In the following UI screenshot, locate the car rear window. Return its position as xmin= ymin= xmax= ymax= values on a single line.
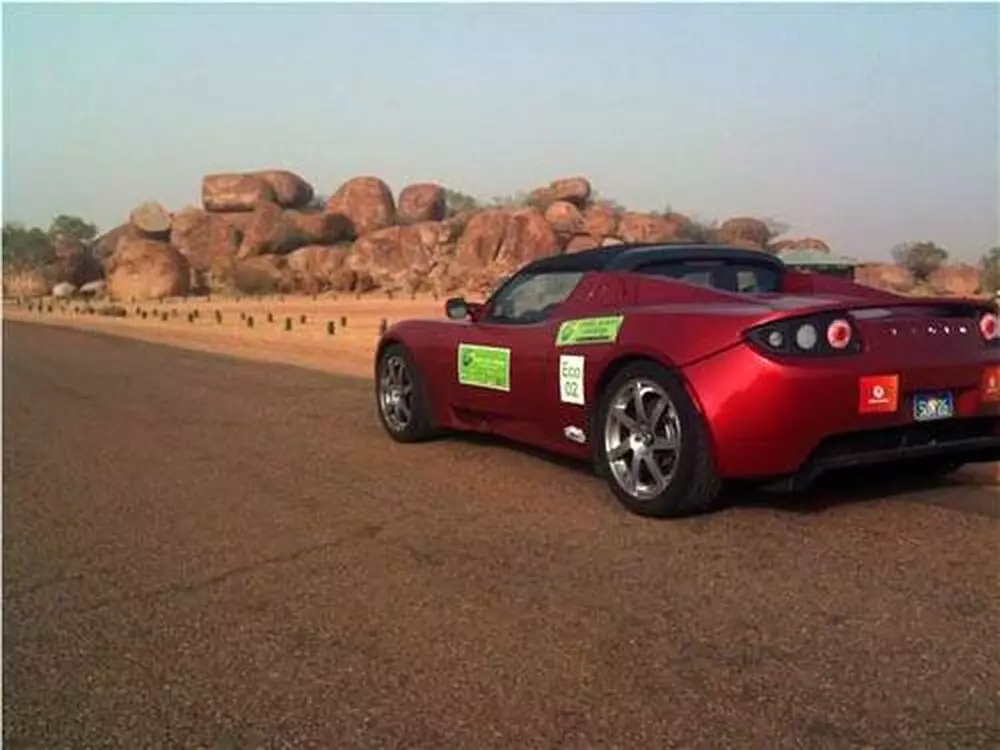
xmin=634 ymin=260 xmax=782 ymax=294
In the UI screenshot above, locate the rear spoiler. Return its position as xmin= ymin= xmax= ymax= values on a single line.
xmin=782 ymin=269 xmax=996 ymax=317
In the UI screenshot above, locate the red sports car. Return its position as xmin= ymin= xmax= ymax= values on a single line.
xmin=373 ymin=243 xmax=1000 ymax=517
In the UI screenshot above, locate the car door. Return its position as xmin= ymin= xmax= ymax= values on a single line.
xmin=447 ymin=269 xmax=586 ymax=432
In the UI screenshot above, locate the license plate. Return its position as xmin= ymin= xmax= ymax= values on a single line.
xmin=913 ymin=391 xmax=954 ymax=422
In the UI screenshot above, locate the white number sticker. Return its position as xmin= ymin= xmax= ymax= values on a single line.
xmin=559 ymin=355 xmax=585 ymax=405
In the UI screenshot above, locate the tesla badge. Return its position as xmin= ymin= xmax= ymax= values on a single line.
xmin=859 ymin=374 xmax=900 ymax=414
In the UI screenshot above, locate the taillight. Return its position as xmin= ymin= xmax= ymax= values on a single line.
xmin=979 ymin=312 xmax=998 ymax=342
xmin=826 ymin=318 xmax=853 ymax=350
xmin=747 ymin=312 xmax=862 ymax=357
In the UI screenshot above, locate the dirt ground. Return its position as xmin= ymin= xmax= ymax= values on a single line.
xmin=3 ymin=321 xmax=998 ymax=748
xmin=5 ymin=294 xmax=997 ymax=485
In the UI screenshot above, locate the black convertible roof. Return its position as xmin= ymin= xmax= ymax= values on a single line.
xmin=520 ymin=242 xmax=788 ymax=274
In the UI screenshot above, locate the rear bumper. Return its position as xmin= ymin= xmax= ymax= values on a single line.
xmin=791 ymin=417 xmax=999 ymax=487
xmin=681 ymin=343 xmax=1000 ymax=478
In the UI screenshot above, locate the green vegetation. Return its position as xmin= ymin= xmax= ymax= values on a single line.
xmin=891 ymin=241 xmax=949 ymax=281
xmin=981 ymin=247 xmax=1000 ymax=295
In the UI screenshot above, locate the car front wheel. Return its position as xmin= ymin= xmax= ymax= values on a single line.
xmin=375 ymin=342 xmax=435 ymax=443
xmin=593 ymin=360 xmax=722 ymax=518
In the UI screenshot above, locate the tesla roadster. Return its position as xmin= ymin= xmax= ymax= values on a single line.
xmin=373 ymin=243 xmax=1000 ymax=517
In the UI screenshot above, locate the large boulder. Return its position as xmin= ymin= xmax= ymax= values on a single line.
xmin=854 ymin=263 xmax=915 ymax=294
xmin=251 ymin=170 xmax=314 ymax=209
xmin=617 ymin=212 xmax=688 ymax=244
xmin=129 ymin=201 xmax=172 ymax=240
xmin=397 ymin=183 xmax=446 ymax=224
xmin=92 ymin=224 xmax=135 ymax=263
xmin=496 ymin=208 xmax=560 ymax=269
xmin=202 ymin=173 xmax=276 ymax=212
xmin=237 ymin=202 xmax=350 ymax=258
xmin=544 ymin=201 xmax=584 ymax=236
xmin=453 ymin=210 xmax=510 ymax=269
xmin=565 ymin=235 xmax=602 ymax=253
xmin=230 ymin=254 xmax=294 ymax=295
xmin=772 ymin=237 xmax=830 ymax=254
xmin=286 ymin=245 xmax=357 ymax=294
xmin=453 ymin=208 xmax=559 ymax=273
xmin=928 ymin=264 xmax=982 ymax=296
xmin=170 ymin=208 xmax=247 ymax=272
xmin=325 ymin=176 xmax=396 ymax=238
xmin=528 ymin=176 xmax=592 ymax=209
xmin=582 ymin=202 xmax=620 ymax=239
xmin=718 ymin=217 xmax=771 ymax=248
xmin=351 ymin=221 xmax=460 ymax=291
xmin=107 ymin=238 xmax=189 ymax=300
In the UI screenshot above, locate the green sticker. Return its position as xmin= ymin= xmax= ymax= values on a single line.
xmin=556 ymin=315 xmax=624 ymax=346
xmin=457 ymin=343 xmax=511 ymax=391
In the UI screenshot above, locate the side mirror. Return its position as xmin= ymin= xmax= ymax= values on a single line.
xmin=445 ymin=297 xmax=469 ymax=320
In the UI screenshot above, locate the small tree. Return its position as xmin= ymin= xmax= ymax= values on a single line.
xmin=891 ymin=241 xmax=949 ymax=281
xmin=442 ymin=189 xmax=481 ymax=217
xmin=48 ymin=214 xmax=98 ymax=246
xmin=981 ymin=246 xmax=1000 ymax=296
xmin=2 ymin=222 xmax=56 ymax=269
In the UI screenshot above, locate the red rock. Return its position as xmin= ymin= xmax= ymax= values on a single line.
xmin=325 ymin=176 xmax=396 ymax=237
xmin=566 ymin=234 xmax=602 ymax=253
xmin=529 ymin=176 xmax=592 ymax=208
xmin=397 ymin=183 xmax=446 ymax=224
xmin=617 ymin=212 xmax=687 ymax=244
xmin=202 ymin=173 xmax=276 ymax=212
xmin=928 ymin=265 xmax=982 ymax=296
xmin=285 ymin=245 xmax=354 ymax=293
xmin=251 ymin=170 xmax=314 ymax=209
xmin=544 ymin=201 xmax=584 ymax=235
xmin=718 ymin=217 xmax=771 ymax=248
xmin=454 ymin=210 xmax=511 ymax=269
xmin=772 ymin=237 xmax=830 ymax=253
xmin=107 ymin=238 xmax=190 ymax=300
xmin=495 ymin=208 xmax=560 ymax=270
xmin=854 ymin=263 xmax=915 ymax=293
xmin=171 ymin=208 xmax=244 ymax=272
xmin=582 ymin=203 xmax=620 ymax=239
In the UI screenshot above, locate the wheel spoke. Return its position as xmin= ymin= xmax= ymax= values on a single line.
xmin=629 ymin=451 xmax=643 ymax=484
xmin=613 ymin=406 xmax=638 ymax=432
xmin=632 ymin=387 xmax=648 ymax=423
xmin=608 ymin=442 xmax=629 ymax=461
xmin=652 ymin=433 xmax=677 ymax=452
xmin=396 ymin=400 xmax=412 ymax=421
xmin=648 ymin=396 xmax=667 ymax=429
xmin=642 ymin=454 xmax=667 ymax=490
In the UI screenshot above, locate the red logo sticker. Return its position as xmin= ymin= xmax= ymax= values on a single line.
xmin=859 ymin=374 xmax=899 ymax=414
xmin=983 ymin=366 xmax=1000 ymax=403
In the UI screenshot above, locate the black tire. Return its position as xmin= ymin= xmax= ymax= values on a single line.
xmin=374 ymin=342 xmax=436 ymax=443
xmin=592 ymin=359 xmax=722 ymax=518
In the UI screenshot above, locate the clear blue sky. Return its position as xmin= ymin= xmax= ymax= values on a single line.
xmin=3 ymin=2 xmax=997 ymax=262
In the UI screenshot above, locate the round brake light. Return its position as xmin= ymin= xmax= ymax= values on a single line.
xmin=826 ymin=319 xmax=853 ymax=349
xmin=980 ymin=313 xmax=998 ymax=341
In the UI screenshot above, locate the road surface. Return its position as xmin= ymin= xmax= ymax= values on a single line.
xmin=3 ymin=321 xmax=998 ymax=748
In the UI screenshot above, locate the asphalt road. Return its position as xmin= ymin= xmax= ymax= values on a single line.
xmin=3 ymin=320 xmax=998 ymax=749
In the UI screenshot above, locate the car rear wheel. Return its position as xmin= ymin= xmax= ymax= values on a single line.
xmin=375 ymin=342 xmax=435 ymax=443
xmin=594 ymin=360 xmax=722 ymax=518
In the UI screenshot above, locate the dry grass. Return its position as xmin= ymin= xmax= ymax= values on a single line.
xmin=3 ymin=292 xmax=451 ymax=379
